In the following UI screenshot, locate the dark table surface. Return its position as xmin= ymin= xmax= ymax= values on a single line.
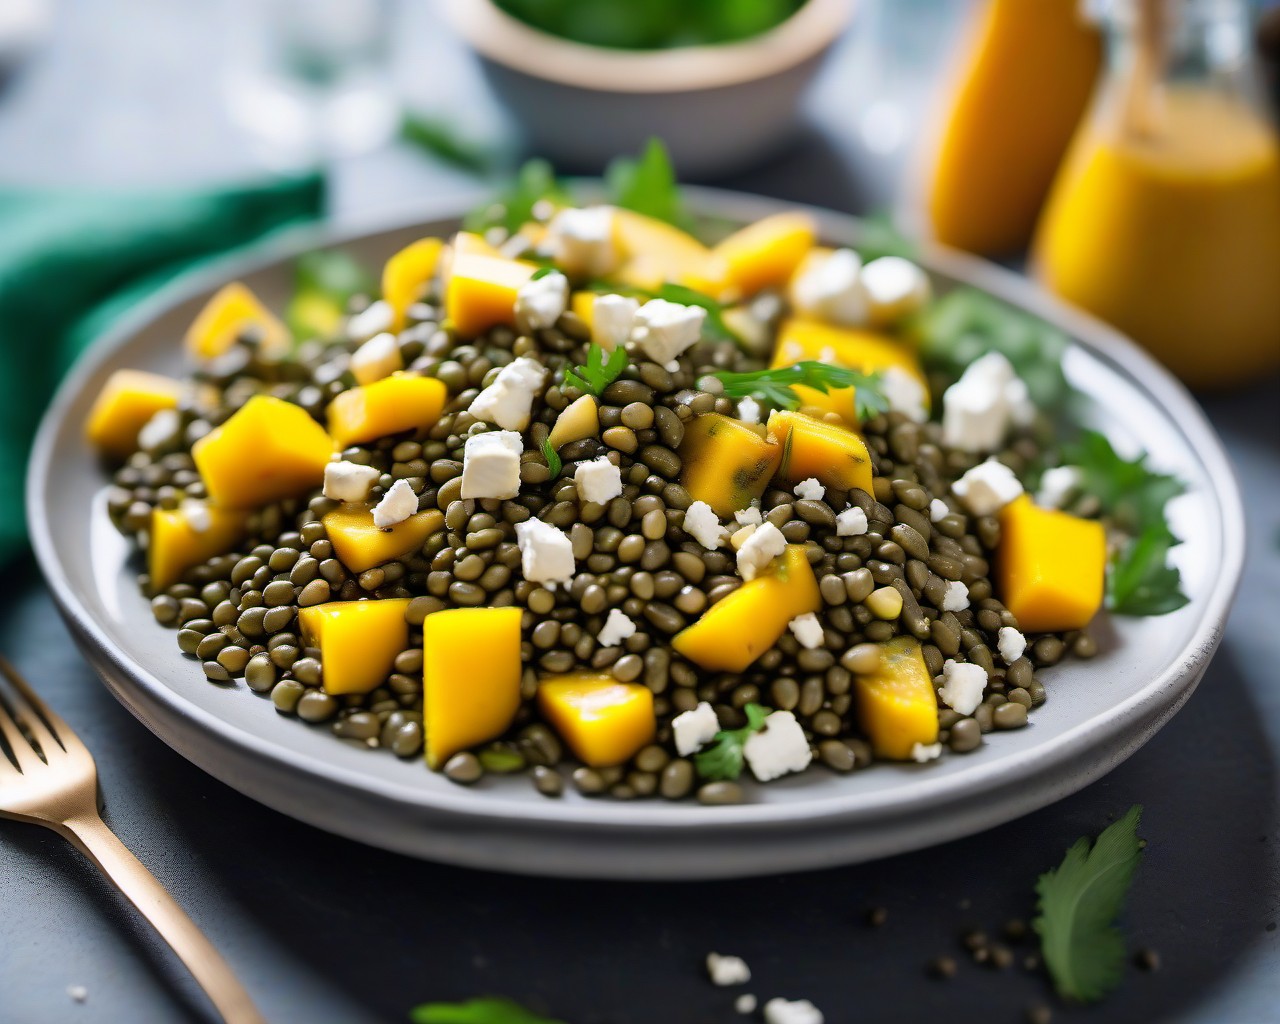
xmin=2 ymin=3 xmax=1279 ymax=1023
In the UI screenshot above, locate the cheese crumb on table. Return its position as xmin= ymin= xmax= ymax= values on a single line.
xmin=835 ymin=506 xmax=869 ymax=537
xmin=592 ymin=293 xmax=640 ymax=350
xmin=998 ymin=626 xmax=1028 ymax=665
xmin=763 ymin=997 xmax=824 ymax=1024
xmin=575 ymin=455 xmax=623 ymax=504
xmin=515 ymin=270 xmax=569 ymax=329
xmin=788 ymin=612 xmax=824 ymax=650
xmin=372 ymin=479 xmax=418 ymax=528
xmin=323 ymin=460 xmax=380 ymax=503
xmin=350 ymin=332 xmax=402 ymax=385
xmin=736 ymin=994 xmax=758 ymax=1015
xmin=461 ymin=430 xmax=523 ymax=500
xmin=939 ymin=659 xmax=987 ymax=715
xmin=951 ymin=459 xmax=1024 ymax=517
xmin=736 ymin=521 xmax=787 ymax=580
xmin=514 ymin=518 xmax=576 ymax=585
xmin=940 ymin=580 xmax=971 ymax=612
xmin=794 ymin=477 xmax=825 ymax=502
xmin=67 ymin=985 xmax=88 ymax=1003
xmin=673 ymin=701 xmax=720 ymax=756
xmin=597 ymin=608 xmax=637 ymax=648
xmin=706 ymin=952 xmax=752 ymax=986
xmin=632 ymin=298 xmax=706 ymax=364
xmin=684 ymin=500 xmax=726 ymax=550
xmin=743 ymin=710 xmax=812 ymax=781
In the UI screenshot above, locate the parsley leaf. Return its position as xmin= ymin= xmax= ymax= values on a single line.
xmin=1108 ymin=526 xmax=1190 ymax=616
xmin=464 ymin=159 xmax=571 ymax=237
xmin=1034 ymin=805 xmax=1145 ymax=1003
xmin=713 ymin=362 xmax=889 ymax=421
xmin=605 ymin=138 xmax=688 ymax=229
xmin=286 ymin=250 xmax=375 ymax=341
xmin=410 ymin=997 xmax=566 ymax=1024
xmin=694 ymin=703 xmax=772 ymax=781
xmin=539 ymin=435 xmax=562 ymax=479
xmin=563 ymin=344 xmax=629 ymax=397
xmin=1065 ymin=431 xmax=1185 ymax=538
xmin=401 ymin=113 xmax=499 ymax=175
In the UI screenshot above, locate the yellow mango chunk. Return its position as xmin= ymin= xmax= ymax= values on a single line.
xmin=546 ymin=395 xmax=599 ymax=450
xmin=997 ymin=496 xmax=1106 ymax=632
xmin=570 ymin=290 xmax=596 ymax=327
xmin=149 ymin=504 xmax=247 ymax=591
xmin=612 ymin=209 xmax=728 ymax=296
xmin=192 ymin=395 xmax=333 ymax=509
xmin=679 ymin=413 xmax=782 ymax=518
xmin=444 ymin=251 xmax=538 ymax=338
xmin=383 ymin=237 xmax=444 ymax=331
xmin=326 ymin=373 xmax=447 ymax=449
xmin=713 ymin=212 xmax=816 ymax=296
xmin=185 ymin=282 xmax=290 ymax=361
xmin=767 ymin=410 xmax=874 ymax=496
xmin=854 ymin=637 xmax=940 ymax=761
xmin=323 ymin=506 xmax=444 ymax=574
xmin=423 ymin=607 xmax=524 ymax=769
xmin=673 ymin=546 xmax=820 ymax=673
xmin=85 ymin=369 xmax=183 ymax=459
xmin=298 ymin=598 xmax=411 ymax=696
xmin=537 ymin=674 xmax=655 ymax=768
xmin=451 ymin=230 xmax=502 ymax=260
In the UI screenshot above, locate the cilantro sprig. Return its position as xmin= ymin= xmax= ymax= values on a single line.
xmin=411 ymin=997 xmax=565 ymax=1024
xmin=539 ymin=435 xmax=562 ymax=479
xmin=712 ymin=362 xmax=889 ymax=421
xmin=563 ymin=344 xmax=629 ymax=398
xmin=1034 ymin=805 xmax=1145 ymax=1003
xmin=694 ymin=703 xmax=772 ymax=781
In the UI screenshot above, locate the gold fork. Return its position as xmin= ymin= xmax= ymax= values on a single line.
xmin=0 ymin=654 xmax=266 ymax=1024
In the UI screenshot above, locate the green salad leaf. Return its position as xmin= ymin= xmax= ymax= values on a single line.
xmin=713 ymin=362 xmax=889 ymax=421
xmin=694 ymin=703 xmax=772 ymax=781
xmin=1034 ymin=805 xmax=1145 ymax=1003
xmin=410 ymin=997 xmax=566 ymax=1024
xmin=464 ymin=159 xmax=571 ymax=237
xmin=539 ymin=435 xmax=562 ymax=479
xmin=563 ymin=343 xmax=629 ymax=397
xmin=286 ymin=249 xmax=375 ymax=341
xmin=605 ymin=138 xmax=688 ymax=230
xmin=401 ymin=113 xmax=499 ymax=175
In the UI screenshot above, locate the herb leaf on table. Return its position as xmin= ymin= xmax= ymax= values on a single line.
xmin=411 ymin=996 xmax=567 ymax=1024
xmin=695 ymin=703 xmax=772 ymax=781
xmin=713 ymin=362 xmax=889 ymax=421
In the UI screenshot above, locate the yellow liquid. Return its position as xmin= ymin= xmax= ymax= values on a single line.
xmin=1033 ymin=88 xmax=1280 ymax=388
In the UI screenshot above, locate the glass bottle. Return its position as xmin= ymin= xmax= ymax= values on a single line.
xmin=1032 ymin=0 xmax=1280 ymax=389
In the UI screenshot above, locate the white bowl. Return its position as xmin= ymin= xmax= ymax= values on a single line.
xmin=445 ymin=0 xmax=855 ymax=176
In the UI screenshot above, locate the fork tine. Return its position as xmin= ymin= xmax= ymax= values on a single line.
xmin=0 ymin=686 xmax=36 ymax=772
xmin=0 ymin=654 xmax=72 ymax=763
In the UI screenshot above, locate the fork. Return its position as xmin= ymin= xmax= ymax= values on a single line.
xmin=0 ymin=654 xmax=266 ymax=1024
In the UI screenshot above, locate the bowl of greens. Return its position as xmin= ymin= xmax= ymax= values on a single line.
xmin=445 ymin=0 xmax=853 ymax=176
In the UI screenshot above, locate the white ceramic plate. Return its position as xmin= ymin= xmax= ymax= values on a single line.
xmin=28 ymin=189 xmax=1245 ymax=879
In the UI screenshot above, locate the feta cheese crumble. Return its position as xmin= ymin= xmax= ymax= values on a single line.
xmin=880 ymin=365 xmax=929 ymax=423
xmin=323 ymin=460 xmax=380 ymax=503
xmin=736 ymin=521 xmax=787 ymax=580
xmin=941 ymin=351 xmax=1027 ymax=452
xmin=514 ymin=518 xmax=576 ymax=585
xmin=706 ymin=952 xmax=752 ymax=986
xmin=744 ymin=710 xmax=812 ymax=781
xmin=137 ymin=408 xmax=179 ymax=451
xmin=911 ymin=742 xmax=944 ymax=763
xmin=939 ymin=659 xmax=987 ymax=716
xmin=929 ymin=498 xmax=950 ymax=523
xmin=346 ymin=299 xmax=393 ymax=342
xmin=673 ymin=701 xmax=720 ymax=756
xmin=684 ymin=500 xmax=727 ymax=550
xmin=789 ymin=247 xmax=868 ymax=326
xmin=515 ymin=270 xmax=568 ymax=329
xmin=461 ymin=430 xmax=523 ymax=500
xmin=793 ymin=477 xmax=825 ymax=502
xmin=597 ymin=608 xmax=638 ymax=648
xmin=544 ymin=206 xmax=619 ymax=277
xmin=1037 ymin=465 xmax=1083 ymax=509
xmin=67 ymin=985 xmax=88 ymax=1004
xmin=591 ymin=293 xmax=640 ymax=351
xmin=575 ymin=455 xmax=623 ymax=505
xmin=862 ymin=255 xmax=932 ymax=325
xmin=734 ymin=506 xmax=763 ymax=527
xmin=951 ymin=459 xmax=1024 ymax=517
xmin=737 ymin=395 xmax=762 ymax=423
xmin=350 ymin=332 xmax=402 ymax=385
xmin=736 ymin=995 xmax=758 ymax=1015
xmin=788 ymin=612 xmax=824 ymax=650
xmin=835 ymin=506 xmax=869 ymax=536
xmin=632 ymin=298 xmax=706 ymax=364
xmin=763 ymin=997 xmax=824 ymax=1024
xmin=940 ymin=580 xmax=971 ymax=612
xmin=998 ymin=626 xmax=1028 ymax=665
xmin=372 ymin=479 xmax=418 ymax=528
xmin=469 ymin=355 xmax=547 ymax=431
xmin=181 ymin=499 xmax=211 ymax=533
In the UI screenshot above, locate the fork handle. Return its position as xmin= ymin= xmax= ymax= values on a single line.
xmin=60 ymin=811 xmax=267 ymax=1024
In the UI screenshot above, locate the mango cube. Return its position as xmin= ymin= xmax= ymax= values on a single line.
xmin=673 ymin=545 xmax=820 ymax=673
xmin=326 ymin=373 xmax=447 ymax=449
xmin=444 ymin=250 xmax=538 ymax=338
xmin=854 ymin=637 xmax=940 ymax=760
xmin=679 ymin=413 xmax=781 ymax=518
xmin=383 ymin=237 xmax=444 ymax=331
xmin=298 ymin=598 xmax=411 ymax=696
xmin=149 ymin=503 xmax=247 ymax=591
xmin=537 ymin=674 xmax=655 ymax=768
xmin=423 ymin=606 xmax=524 ymax=769
xmin=767 ymin=410 xmax=874 ymax=497
xmin=997 ymin=496 xmax=1106 ymax=632
xmin=185 ymin=282 xmax=290 ymax=360
xmin=612 ymin=209 xmax=728 ymax=296
xmin=323 ymin=506 xmax=444 ymax=574
xmin=713 ymin=212 xmax=816 ymax=296
xmin=85 ymin=369 xmax=183 ymax=459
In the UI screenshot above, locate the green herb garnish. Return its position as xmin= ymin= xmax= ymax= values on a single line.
xmin=411 ymin=997 xmax=566 ymax=1024
xmin=540 ymin=435 xmax=562 ymax=479
xmin=1107 ymin=527 xmax=1190 ymax=616
xmin=563 ymin=343 xmax=629 ymax=398
xmin=856 ymin=210 xmax=918 ymax=262
xmin=464 ymin=158 xmax=570 ymax=237
xmin=1034 ymin=805 xmax=1145 ymax=1003
xmin=530 ymin=266 xmax=561 ymax=281
xmin=605 ymin=138 xmax=689 ymax=230
xmin=286 ymin=249 xmax=375 ymax=341
xmin=694 ymin=703 xmax=772 ymax=781
xmin=401 ymin=113 xmax=499 ymax=175
xmin=713 ymin=362 xmax=889 ymax=421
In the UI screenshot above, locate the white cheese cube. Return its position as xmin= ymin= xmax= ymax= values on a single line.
xmin=346 ymin=300 xmax=393 ymax=342
xmin=835 ymin=506 xmax=869 ymax=537
xmin=323 ymin=460 xmax=381 ymax=503
xmin=939 ymin=659 xmax=987 ymax=715
xmin=684 ymin=500 xmax=727 ymax=550
xmin=794 ymin=477 xmax=825 ymax=502
xmin=763 ymin=999 xmax=824 ymax=1024
xmin=673 ymin=701 xmax=720 ymax=756
xmin=942 ymin=351 xmax=1017 ymax=452
xmin=706 ymin=952 xmax=752 ymax=986
xmin=574 ymin=455 xmax=623 ymax=505
xmin=737 ymin=396 xmax=762 ymax=423
xmin=514 ymin=518 xmax=576 ymax=585
xmin=596 ymin=608 xmax=637 ymax=648
xmin=545 ymin=206 xmax=619 ymax=277
xmin=468 ymin=356 xmax=547 ymax=431
xmin=789 ymin=247 xmax=868 ymax=327
xmin=998 ymin=626 xmax=1028 ymax=665
xmin=351 ymin=332 xmax=403 ymax=385
xmin=929 ymin=498 xmax=950 ymax=523
xmin=1036 ymin=465 xmax=1082 ymax=509
xmin=736 ymin=521 xmax=786 ymax=580
xmin=1004 ymin=374 xmax=1037 ymax=428
xmin=632 ymin=298 xmax=706 ymax=364
xmin=591 ymin=293 xmax=640 ymax=351
xmin=516 ymin=271 xmax=569 ymax=330
xmin=788 ymin=612 xmax=825 ymax=650
xmin=880 ymin=365 xmax=929 ymax=423
xmin=911 ymin=742 xmax=943 ymax=763
xmin=951 ymin=459 xmax=1024 ymax=517
xmin=372 ymin=478 xmax=418 ymax=528
xmin=862 ymin=255 xmax=932 ymax=325
xmin=940 ymin=580 xmax=970 ymax=612
xmin=461 ymin=430 xmax=523 ymax=500
xmin=743 ymin=710 xmax=813 ymax=782
xmin=734 ymin=506 xmax=763 ymax=527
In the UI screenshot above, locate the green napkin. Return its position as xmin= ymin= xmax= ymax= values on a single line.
xmin=0 ymin=173 xmax=326 ymax=566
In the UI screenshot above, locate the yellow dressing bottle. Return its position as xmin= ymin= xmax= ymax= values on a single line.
xmin=1033 ymin=0 xmax=1280 ymax=388
xmin=922 ymin=0 xmax=1102 ymax=257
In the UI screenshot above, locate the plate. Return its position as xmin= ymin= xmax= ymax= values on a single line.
xmin=27 ymin=189 xmax=1245 ymax=879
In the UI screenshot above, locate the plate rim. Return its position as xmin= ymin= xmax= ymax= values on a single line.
xmin=27 ymin=186 xmax=1247 ymax=836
